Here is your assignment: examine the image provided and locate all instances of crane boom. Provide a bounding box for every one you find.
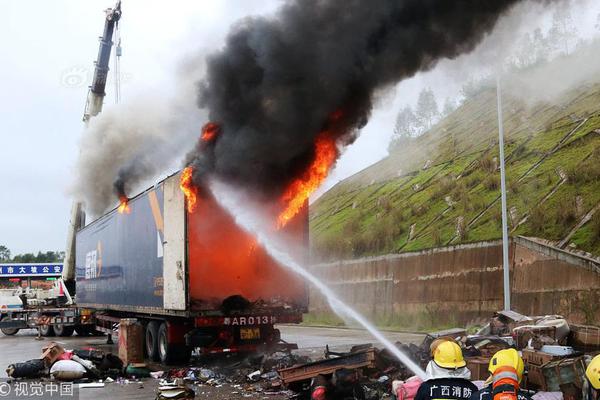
[82,1,122,122]
[63,1,122,290]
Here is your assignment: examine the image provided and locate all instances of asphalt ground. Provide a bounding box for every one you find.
[0,325,424,399]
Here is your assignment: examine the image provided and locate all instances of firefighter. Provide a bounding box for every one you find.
[469,349,531,400]
[585,354,600,400]
[415,340,478,400]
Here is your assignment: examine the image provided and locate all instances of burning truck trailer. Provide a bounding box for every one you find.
[73,170,309,364]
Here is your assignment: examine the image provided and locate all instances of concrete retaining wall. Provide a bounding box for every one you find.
[309,237,600,326]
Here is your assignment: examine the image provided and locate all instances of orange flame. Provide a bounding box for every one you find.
[277,133,337,228]
[180,167,198,213]
[201,122,220,142]
[117,195,131,214]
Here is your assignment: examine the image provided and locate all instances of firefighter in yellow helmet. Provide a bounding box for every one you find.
[586,355,600,400]
[415,340,478,400]
[469,349,531,400]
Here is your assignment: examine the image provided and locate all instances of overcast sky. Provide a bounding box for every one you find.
[1,0,599,255]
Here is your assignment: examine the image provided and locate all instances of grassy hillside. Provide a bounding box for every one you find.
[311,80,600,262]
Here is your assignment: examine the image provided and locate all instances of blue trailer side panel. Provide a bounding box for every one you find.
[75,186,164,309]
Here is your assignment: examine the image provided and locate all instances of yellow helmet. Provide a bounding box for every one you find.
[586,355,600,390]
[488,349,524,383]
[433,340,466,369]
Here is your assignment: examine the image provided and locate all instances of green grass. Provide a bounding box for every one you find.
[302,310,461,332]
[311,80,600,262]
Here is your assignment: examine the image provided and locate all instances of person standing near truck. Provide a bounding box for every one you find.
[415,340,478,400]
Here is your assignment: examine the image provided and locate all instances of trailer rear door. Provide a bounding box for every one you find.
[162,174,187,311]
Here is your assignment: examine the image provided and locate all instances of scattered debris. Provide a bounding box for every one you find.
[156,382,195,400]
[41,342,65,367]
[50,360,87,380]
[3,311,599,400]
[6,359,47,379]
[78,382,105,389]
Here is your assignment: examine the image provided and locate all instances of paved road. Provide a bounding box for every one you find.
[0,326,424,399]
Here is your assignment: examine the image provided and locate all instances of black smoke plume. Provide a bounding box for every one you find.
[187,0,547,196]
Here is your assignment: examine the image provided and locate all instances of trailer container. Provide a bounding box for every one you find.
[74,172,308,363]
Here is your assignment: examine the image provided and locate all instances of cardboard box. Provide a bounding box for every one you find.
[513,326,557,349]
[41,342,65,367]
[118,319,144,365]
[522,349,562,366]
[526,364,546,389]
[525,357,586,392]
[466,357,491,381]
[569,324,600,352]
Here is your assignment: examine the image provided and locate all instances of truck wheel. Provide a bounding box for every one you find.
[0,317,19,336]
[39,325,55,337]
[145,321,160,362]
[54,325,74,337]
[157,322,191,365]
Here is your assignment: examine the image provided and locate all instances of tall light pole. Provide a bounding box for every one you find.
[496,76,511,311]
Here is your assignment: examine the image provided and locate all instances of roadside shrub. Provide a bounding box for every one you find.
[411,203,429,217]
[511,144,527,160]
[452,181,468,203]
[568,157,600,185]
[390,208,405,225]
[313,234,350,262]
[432,176,454,201]
[457,217,469,241]
[483,174,500,191]
[479,154,496,173]
[555,197,578,226]
[508,178,520,194]
[590,212,600,245]
[529,205,546,235]
[378,195,393,212]
[431,228,443,246]
[353,217,406,256]
[342,217,361,236]
[465,171,483,189]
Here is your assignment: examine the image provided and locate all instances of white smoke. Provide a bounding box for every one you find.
[73,94,203,217]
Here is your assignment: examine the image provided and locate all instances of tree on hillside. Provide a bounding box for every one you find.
[416,88,439,131]
[0,245,10,262]
[442,98,457,117]
[548,7,578,55]
[531,28,551,64]
[513,32,536,69]
[394,106,418,138]
[389,106,418,152]
[596,13,600,31]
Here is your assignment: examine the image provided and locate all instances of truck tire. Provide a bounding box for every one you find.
[0,317,19,336]
[145,321,160,362]
[54,325,74,337]
[39,325,55,337]
[157,322,191,365]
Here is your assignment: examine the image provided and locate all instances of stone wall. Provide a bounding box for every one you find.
[309,237,600,326]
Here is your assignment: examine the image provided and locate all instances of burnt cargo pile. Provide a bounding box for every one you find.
[75,171,308,363]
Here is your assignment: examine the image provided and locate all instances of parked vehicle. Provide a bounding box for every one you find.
[73,172,308,364]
